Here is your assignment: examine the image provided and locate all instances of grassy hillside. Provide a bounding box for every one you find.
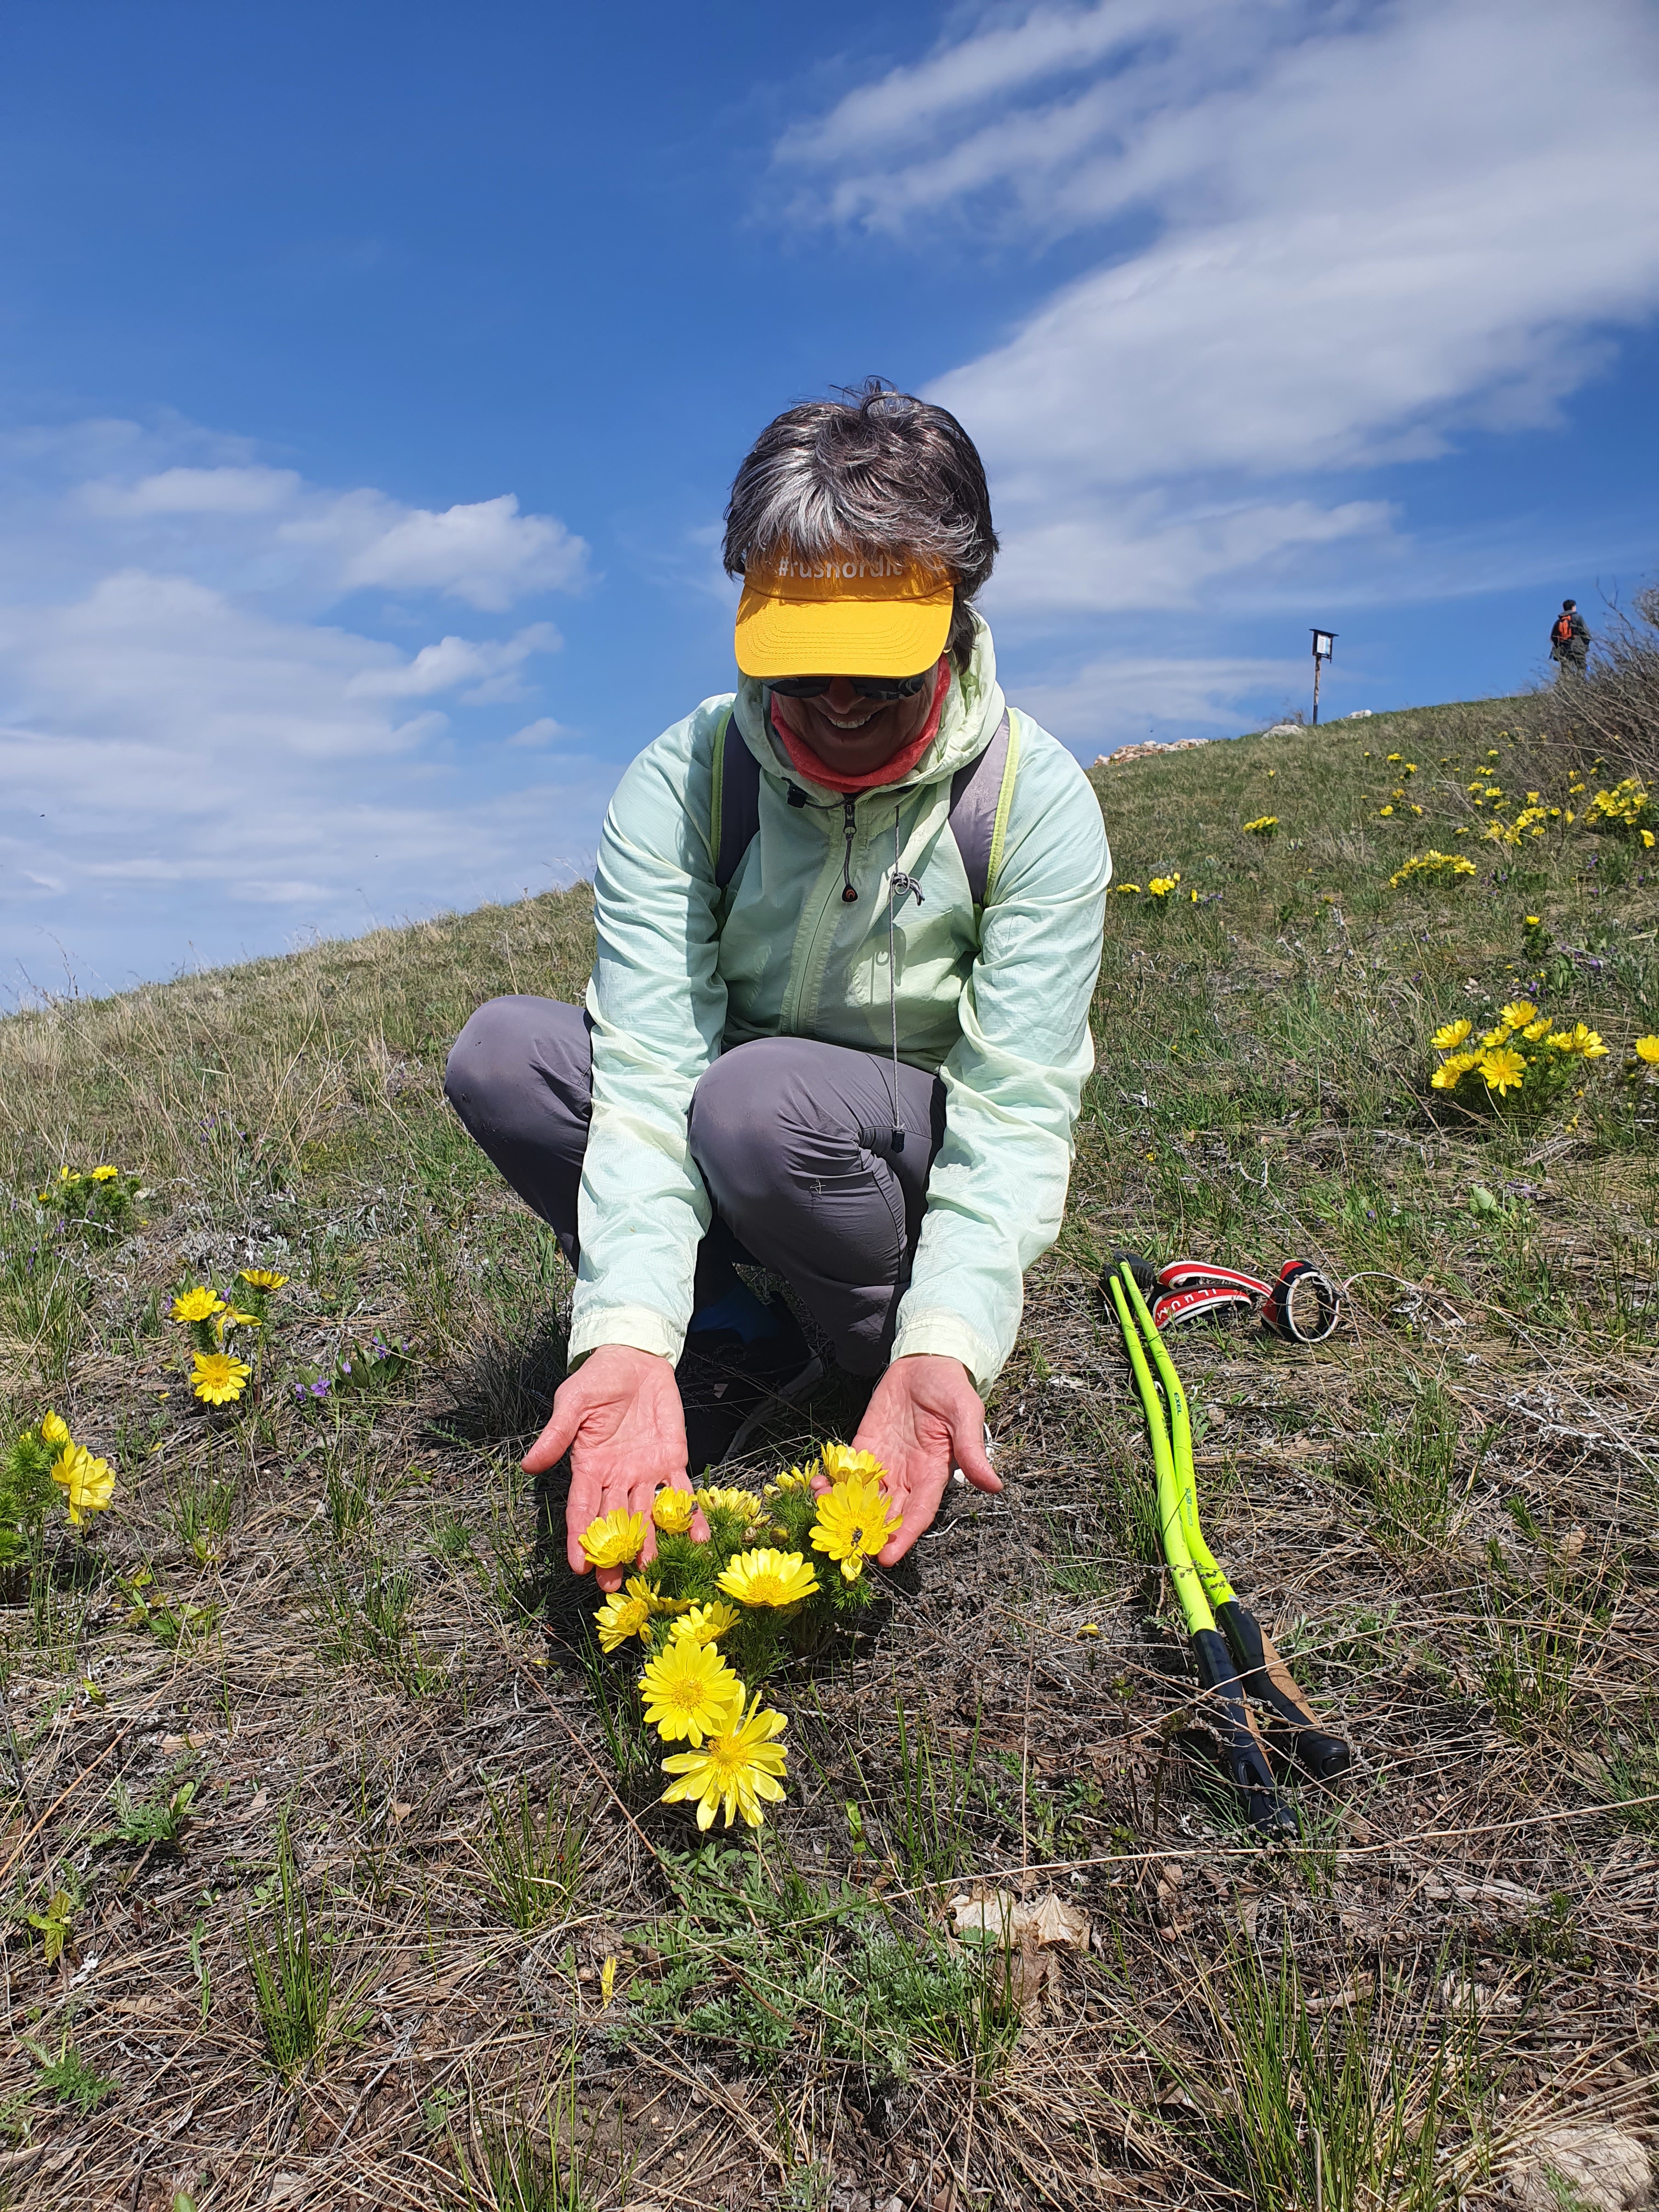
[0,693,1655,2209]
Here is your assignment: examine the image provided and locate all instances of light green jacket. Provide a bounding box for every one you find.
[571,616,1111,1390]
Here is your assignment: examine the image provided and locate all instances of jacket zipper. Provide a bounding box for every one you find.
[840,797,859,904]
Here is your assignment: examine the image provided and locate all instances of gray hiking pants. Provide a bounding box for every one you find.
[443,996,945,1374]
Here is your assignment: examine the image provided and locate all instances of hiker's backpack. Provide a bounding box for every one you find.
[1555,614,1575,644]
[709,703,1020,906]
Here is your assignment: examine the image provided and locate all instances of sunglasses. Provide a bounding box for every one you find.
[765,670,933,702]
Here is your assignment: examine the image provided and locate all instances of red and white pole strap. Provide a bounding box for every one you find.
[1148,1258,1341,1344]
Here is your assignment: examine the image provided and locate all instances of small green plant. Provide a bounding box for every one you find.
[95,1775,199,1849]
[25,2028,116,2114]
[1173,1943,1466,2211]
[1601,1724,1659,1836]
[883,1692,979,1893]
[477,1776,587,1932]
[32,1163,142,1240]
[164,1469,236,1563]
[242,1813,370,2081]
[454,2060,616,2212]
[120,1568,220,1647]
[1344,1381,1484,1550]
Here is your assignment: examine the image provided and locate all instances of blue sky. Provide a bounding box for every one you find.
[3,0,1657,999]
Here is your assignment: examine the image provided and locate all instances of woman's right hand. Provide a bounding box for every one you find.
[523,1344,707,1592]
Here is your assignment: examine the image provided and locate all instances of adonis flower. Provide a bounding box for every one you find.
[637,1637,744,1745]
[172,1286,225,1324]
[191,1351,251,1405]
[651,1486,696,1534]
[91,1165,119,1183]
[819,1444,887,1487]
[1635,1036,1659,1066]
[810,1472,901,1581]
[672,1600,742,1647]
[1499,1001,1538,1031]
[216,1309,263,1337]
[40,1410,72,1448]
[1479,1047,1527,1097]
[238,1269,289,1293]
[693,1486,763,1523]
[1522,1019,1550,1042]
[579,1509,646,1570]
[595,1578,659,1652]
[716,1548,819,1609]
[50,1444,115,1525]
[659,1694,789,1830]
[1431,1019,1472,1051]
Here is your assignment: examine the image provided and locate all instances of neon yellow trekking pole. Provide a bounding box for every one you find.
[1107,1268,1295,1837]
[1114,1265,1351,1782]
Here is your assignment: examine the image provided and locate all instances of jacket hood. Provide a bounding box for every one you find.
[730,611,1005,799]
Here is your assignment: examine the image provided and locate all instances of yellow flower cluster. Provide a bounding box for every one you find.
[1583,776,1651,837]
[168,1268,285,1405]
[578,1446,904,1831]
[7,1409,116,1533]
[1430,1000,1610,1109]
[1147,874,1181,898]
[1390,850,1477,889]
[1242,816,1279,836]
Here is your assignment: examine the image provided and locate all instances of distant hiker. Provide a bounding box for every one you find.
[445,382,1111,1584]
[1550,598,1590,679]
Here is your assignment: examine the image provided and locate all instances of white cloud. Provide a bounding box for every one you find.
[775,0,1659,631]
[325,491,588,611]
[0,418,602,996]
[505,716,574,748]
[1017,653,1310,755]
[71,449,589,613]
[345,624,560,699]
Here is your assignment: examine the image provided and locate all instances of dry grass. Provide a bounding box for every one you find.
[0,695,1655,2210]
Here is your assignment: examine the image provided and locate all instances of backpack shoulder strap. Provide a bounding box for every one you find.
[947,708,1019,906]
[710,706,763,892]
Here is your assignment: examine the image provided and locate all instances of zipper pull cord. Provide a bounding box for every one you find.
[840,795,859,903]
[887,809,924,1151]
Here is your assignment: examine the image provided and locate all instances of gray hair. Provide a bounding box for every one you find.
[723,380,998,667]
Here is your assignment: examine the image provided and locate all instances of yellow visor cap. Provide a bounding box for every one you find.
[734,550,953,680]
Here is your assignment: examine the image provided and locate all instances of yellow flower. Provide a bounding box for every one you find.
[1386,753,1402,763]
[672,1600,742,1646]
[819,1443,888,1487]
[40,1410,72,1448]
[1479,1047,1527,1097]
[810,1473,901,1582]
[50,1445,115,1525]
[764,1466,817,1497]
[58,1166,81,1184]
[595,1581,656,1652]
[1114,883,1141,894]
[579,1509,646,1570]
[637,1637,744,1746]
[91,1165,119,1182]
[1431,1019,1472,1051]
[1633,1035,1659,1065]
[1573,1026,1609,1059]
[1522,1019,1550,1042]
[651,1486,696,1534]
[1500,1001,1538,1031]
[1379,805,1394,817]
[1242,815,1278,834]
[238,1268,289,1291]
[659,1695,789,1831]
[217,1308,263,1336]
[693,1485,763,1522]
[600,1955,617,2006]
[1430,1060,1466,1091]
[191,1351,251,1405]
[1147,874,1180,896]
[171,1286,225,1324]
[1479,1026,1508,1050]
[1643,829,1655,850]
[1545,1030,1575,1052]
[1525,916,1542,926]
[716,1548,819,1609]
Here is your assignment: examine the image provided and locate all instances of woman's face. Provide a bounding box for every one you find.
[768,659,945,776]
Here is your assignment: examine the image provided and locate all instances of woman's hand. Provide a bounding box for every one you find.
[523,1345,707,1593]
[845,1353,1000,1564]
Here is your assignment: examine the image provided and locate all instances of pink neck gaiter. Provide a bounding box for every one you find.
[766,662,951,795]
